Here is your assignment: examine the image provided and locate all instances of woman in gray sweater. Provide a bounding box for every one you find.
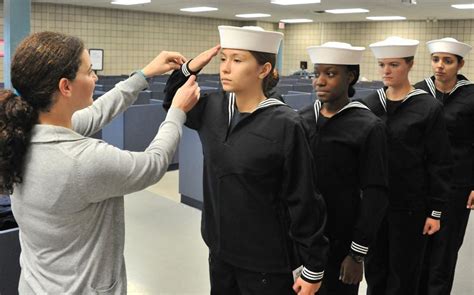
[0,31,199,294]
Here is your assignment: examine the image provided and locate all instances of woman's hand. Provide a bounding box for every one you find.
[188,45,221,73]
[142,51,187,77]
[339,255,363,285]
[423,217,440,235]
[292,277,322,295]
[466,191,474,209]
[171,75,200,113]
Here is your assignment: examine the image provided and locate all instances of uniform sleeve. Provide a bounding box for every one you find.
[163,60,207,130]
[72,73,147,136]
[74,107,186,202]
[351,120,389,257]
[281,120,329,283]
[424,103,454,219]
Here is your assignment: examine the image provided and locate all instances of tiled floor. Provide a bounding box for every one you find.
[125,171,474,294]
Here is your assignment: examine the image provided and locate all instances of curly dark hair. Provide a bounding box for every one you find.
[0,31,85,193]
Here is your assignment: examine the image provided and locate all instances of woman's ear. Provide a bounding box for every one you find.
[58,78,72,97]
[458,59,465,71]
[258,62,272,80]
[348,70,356,85]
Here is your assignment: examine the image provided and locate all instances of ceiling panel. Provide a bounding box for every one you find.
[32,0,474,23]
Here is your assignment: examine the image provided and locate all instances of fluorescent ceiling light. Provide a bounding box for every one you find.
[111,0,150,5]
[451,4,474,9]
[325,8,369,14]
[272,0,320,5]
[280,19,314,23]
[180,7,218,12]
[366,16,407,21]
[235,13,271,18]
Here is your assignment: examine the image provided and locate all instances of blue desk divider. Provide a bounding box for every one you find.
[150,82,166,92]
[282,93,314,110]
[179,127,204,209]
[275,83,293,95]
[288,90,316,101]
[352,88,376,100]
[293,84,314,93]
[102,100,179,168]
[134,90,152,105]
[199,81,221,89]
[93,90,106,100]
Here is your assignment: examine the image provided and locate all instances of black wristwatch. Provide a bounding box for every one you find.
[349,252,364,264]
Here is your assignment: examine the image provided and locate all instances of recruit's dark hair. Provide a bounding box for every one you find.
[347,65,360,98]
[403,56,415,63]
[248,51,280,97]
[0,31,85,193]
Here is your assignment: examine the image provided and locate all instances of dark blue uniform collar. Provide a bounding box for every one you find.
[424,74,473,97]
[376,87,428,112]
[227,92,286,126]
[312,99,369,124]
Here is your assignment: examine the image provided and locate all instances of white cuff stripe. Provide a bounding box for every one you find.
[431,211,442,218]
[302,267,324,280]
[351,242,369,254]
[181,63,190,77]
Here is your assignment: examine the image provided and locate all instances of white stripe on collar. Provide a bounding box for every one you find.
[377,88,387,111]
[312,100,369,124]
[228,92,236,126]
[424,78,437,97]
[377,88,428,112]
[450,79,474,95]
[227,94,286,126]
[425,77,473,97]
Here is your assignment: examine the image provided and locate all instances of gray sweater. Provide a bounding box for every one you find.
[11,74,186,294]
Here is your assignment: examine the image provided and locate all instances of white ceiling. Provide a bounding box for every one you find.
[33,0,474,23]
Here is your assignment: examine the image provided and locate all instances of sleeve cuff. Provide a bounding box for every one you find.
[430,210,442,219]
[300,267,324,283]
[350,241,369,256]
[181,59,200,77]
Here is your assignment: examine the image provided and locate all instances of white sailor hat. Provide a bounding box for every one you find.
[369,36,419,58]
[426,37,472,58]
[307,42,365,65]
[218,26,284,54]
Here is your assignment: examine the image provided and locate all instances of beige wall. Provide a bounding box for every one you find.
[0,3,243,81]
[282,20,474,82]
[1,3,473,84]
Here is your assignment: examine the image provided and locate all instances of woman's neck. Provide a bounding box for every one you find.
[321,96,350,118]
[386,81,413,101]
[235,88,267,113]
[435,76,458,93]
[38,102,73,129]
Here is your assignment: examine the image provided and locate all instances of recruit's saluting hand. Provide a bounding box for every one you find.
[188,45,221,73]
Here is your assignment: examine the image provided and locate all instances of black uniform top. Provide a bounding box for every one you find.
[163,62,329,283]
[414,75,474,191]
[299,100,389,258]
[360,88,453,219]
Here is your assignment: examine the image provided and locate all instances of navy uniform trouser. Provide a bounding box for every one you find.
[365,209,428,295]
[208,253,296,295]
[418,188,471,295]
